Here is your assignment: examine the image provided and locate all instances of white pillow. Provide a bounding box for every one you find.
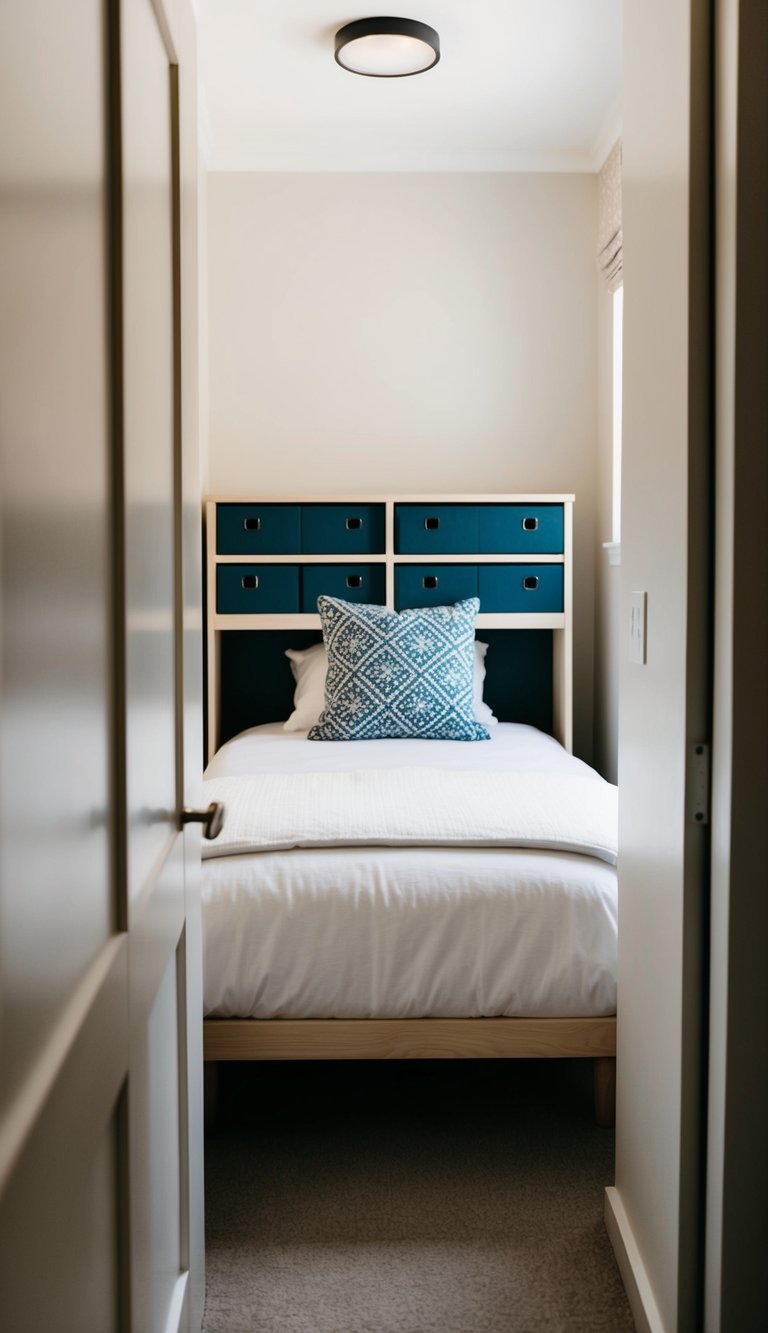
[284,639,498,731]
[284,642,329,732]
[472,639,498,728]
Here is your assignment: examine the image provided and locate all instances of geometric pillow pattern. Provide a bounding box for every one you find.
[308,596,490,742]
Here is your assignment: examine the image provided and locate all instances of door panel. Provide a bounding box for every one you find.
[131,951,183,1332]
[0,939,128,1332]
[0,0,112,1117]
[0,4,124,1328]
[0,1106,120,1333]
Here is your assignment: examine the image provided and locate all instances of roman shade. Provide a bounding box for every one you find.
[598,140,623,292]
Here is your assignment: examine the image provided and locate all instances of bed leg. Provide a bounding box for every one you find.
[204,1061,220,1134]
[593,1056,616,1127]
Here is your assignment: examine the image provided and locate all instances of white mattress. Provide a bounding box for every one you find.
[202,724,618,1020]
[205,720,603,781]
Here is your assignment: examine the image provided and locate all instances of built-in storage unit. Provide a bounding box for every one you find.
[206,494,574,757]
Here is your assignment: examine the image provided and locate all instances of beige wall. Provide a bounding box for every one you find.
[206,171,599,758]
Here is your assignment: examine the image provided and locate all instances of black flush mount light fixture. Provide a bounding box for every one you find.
[334,17,440,78]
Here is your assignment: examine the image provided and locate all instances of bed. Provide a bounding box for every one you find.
[201,721,618,1124]
[202,494,617,1125]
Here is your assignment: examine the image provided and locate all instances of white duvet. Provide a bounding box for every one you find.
[202,724,618,1020]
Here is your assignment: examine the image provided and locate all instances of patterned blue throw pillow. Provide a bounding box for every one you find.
[308,596,490,742]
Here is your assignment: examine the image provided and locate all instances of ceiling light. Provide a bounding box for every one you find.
[334,17,440,78]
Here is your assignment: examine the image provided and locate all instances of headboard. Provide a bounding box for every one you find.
[205,495,573,761]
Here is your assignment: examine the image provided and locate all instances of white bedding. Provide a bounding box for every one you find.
[202,724,618,1021]
[202,767,617,863]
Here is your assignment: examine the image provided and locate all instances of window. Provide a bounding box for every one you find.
[612,286,623,542]
[603,284,623,563]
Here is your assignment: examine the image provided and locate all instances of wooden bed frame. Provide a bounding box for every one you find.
[203,1016,617,1126]
[203,495,616,1129]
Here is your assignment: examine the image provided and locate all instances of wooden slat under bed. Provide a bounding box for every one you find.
[204,1015,617,1126]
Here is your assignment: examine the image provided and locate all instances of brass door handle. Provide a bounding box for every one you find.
[181,801,225,840]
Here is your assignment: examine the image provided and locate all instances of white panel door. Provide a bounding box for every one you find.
[0,1,204,1330]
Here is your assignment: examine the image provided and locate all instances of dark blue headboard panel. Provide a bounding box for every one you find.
[216,628,552,748]
[480,630,553,735]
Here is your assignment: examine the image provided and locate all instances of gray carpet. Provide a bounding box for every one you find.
[204,1060,634,1333]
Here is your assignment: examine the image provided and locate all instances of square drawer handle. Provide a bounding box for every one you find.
[423,575,439,589]
[346,575,363,588]
[241,575,260,590]
[522,517,539,532]
[243,517,261,532]
[346,516,363,530]
[424,517,440,531]
[522,575,539,591]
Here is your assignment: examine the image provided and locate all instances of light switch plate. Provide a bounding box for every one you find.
[630,591,647,664]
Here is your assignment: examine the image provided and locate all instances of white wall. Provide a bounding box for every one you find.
[605,1,710,1329]
[207,171,599,757]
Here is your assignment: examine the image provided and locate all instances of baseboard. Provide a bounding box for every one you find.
[604,1186,666,1333]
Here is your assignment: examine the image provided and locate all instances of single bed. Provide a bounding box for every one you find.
[203,493,616,1123]
[201,721,618,1123]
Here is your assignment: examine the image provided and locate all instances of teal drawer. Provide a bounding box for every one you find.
[216,565,299,614]
[301,504,385,555]
[478,565,563,613]
[217,504,301,555]
[395,504,479,554]
[395,565,478,609]
[302,564,386,610]
[479,504,564,554]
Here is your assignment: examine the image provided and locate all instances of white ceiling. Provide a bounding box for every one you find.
[197,1,622,173]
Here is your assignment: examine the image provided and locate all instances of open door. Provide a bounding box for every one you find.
[0,1,203,1329]
[121,0,204,1327]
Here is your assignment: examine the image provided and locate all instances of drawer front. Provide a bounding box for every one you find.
[478,564,563,613]
[479,504,564,554]
[395,504,479,554]
[216,564,299,614]
[395,565,478,610]
[302,564,386,610]
[301,504,385,555]
[217,504,301,555]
